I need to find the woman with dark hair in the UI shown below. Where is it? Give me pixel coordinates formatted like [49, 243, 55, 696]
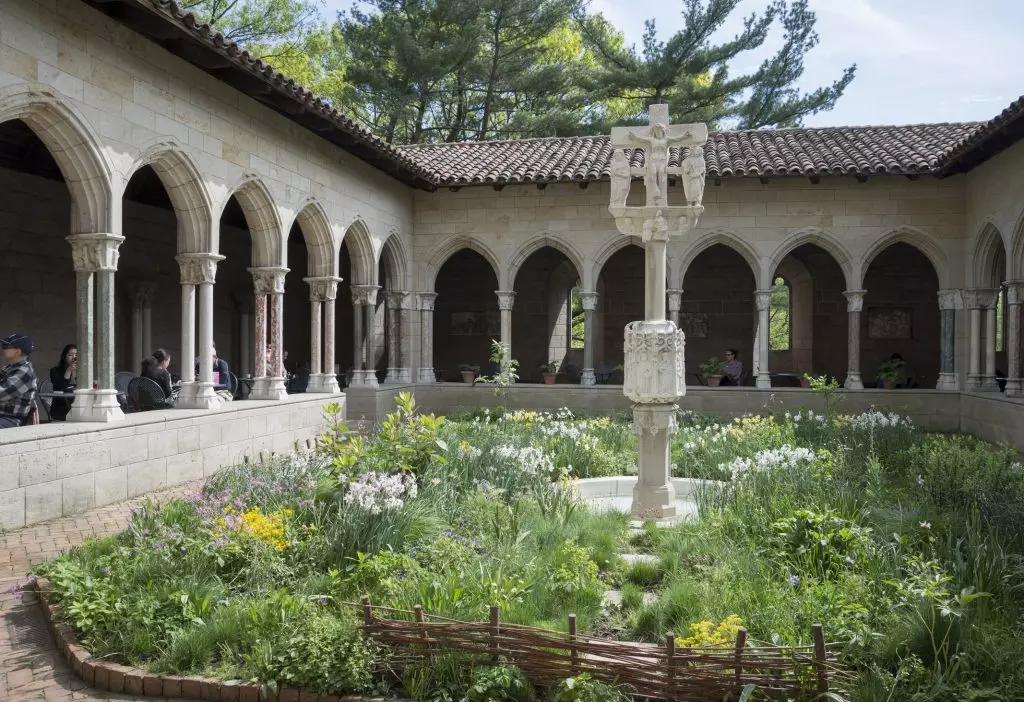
[721, 348, 743, 386]
[48, 344, 77, 421]
[141, 348, 175, 401]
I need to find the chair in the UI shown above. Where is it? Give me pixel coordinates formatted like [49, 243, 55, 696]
[22, 402, 39, 426]
[127, 376, 172, 412]
[229, 371, 240, 399]
[37, 378, 53, 414]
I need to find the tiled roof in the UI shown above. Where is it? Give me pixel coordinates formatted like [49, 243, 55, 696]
[939, 95, 1024, 174]
[398, 123, 982, 186]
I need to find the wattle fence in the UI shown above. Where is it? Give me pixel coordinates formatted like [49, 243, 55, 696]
[352, 597, 849, 701]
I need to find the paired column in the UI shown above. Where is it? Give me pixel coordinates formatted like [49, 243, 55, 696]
[936, 289, 963, 391]
[418, 292, 438, 383]
[754, 289, 772, 388]
[127, 281, 157, 373]
[667, 289, 682, 328]
[248, 266, 289, 401]
[964, 289, 999, 391]
[350, 285, 381, 388]
[384, 291, 414, 384]
[175, 253, 224, 410]
[305, 277, 342, 393]
[67, 233, 125, 422]
[496, 290, 516, 367]
[1006, 282, 1024, 396]
[580, 291, 598, 385]
[843, 290, 866, 389]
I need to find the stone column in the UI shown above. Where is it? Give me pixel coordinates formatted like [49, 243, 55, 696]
[67, 233, 125, 422]
[323, 282, 340, 392]
[1005, 282, 1024, 396]
[384, 291, 413, 384]
[936, 289, 962, 391]
[755, 289, 772, 389]
[396, 293, 413, 383]
[496, 290, 516, 366]
[965, 290, 983, 390]
[580, 291, 598, 385]
[667, 289, 682, 328]
[842, 290, 866, 389]
[128, 282, 157, 371]
[983, 291, 1000, 392]
[352, 289, 364, 378]
[176, 254, 224, 410]
[304, 277, 341, 392]
[418, 292, 437, 383]
[350, 285, 380, 388]
[248, 267, 289, 401]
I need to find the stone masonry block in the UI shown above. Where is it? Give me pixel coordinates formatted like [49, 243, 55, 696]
[19, 449, 57, 486]
[127, 457, 168, 497]
[0, 488, 25, 530]
[24, 481, 62, 524]
[62, 473, 95, 515]
[167, 450, 204, 484]
[56, 442, 109, 479]
[178, 426, 201, 452]
[94, 465, 128, 507]
[147, 430, 179, 459]
[108, 434, 149, 467]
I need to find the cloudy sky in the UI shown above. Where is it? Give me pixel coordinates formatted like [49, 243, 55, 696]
[321, 0, 1024, 127]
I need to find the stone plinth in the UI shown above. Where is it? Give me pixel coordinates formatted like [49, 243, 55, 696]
[631, 404, 678, 518]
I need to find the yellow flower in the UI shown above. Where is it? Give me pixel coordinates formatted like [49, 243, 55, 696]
[215, 506, 293, 551]
[677, 615, 744, 648]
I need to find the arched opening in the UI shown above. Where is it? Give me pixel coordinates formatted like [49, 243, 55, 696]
[681, 244, 757, 385]
[768, 277, 791, 352]
[512, 246, 582, 383]
[596, 243, 645, 378]
[377, 234, 410, 384]
[861, 242, 941, 388]
[283, 222, 310, 386]
[433, 249, 499, 382]
[335, 239, 356, 382]
[213, 194, 259, 382]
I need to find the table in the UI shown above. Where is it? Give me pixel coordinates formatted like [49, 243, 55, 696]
[37, 392, 75, 399]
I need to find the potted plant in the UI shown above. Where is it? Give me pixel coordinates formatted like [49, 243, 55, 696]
[459, 364, 479, 383]
[539, 360, 558, 384]
[876, 359, 903, 389]
[699, 357, 727, 386]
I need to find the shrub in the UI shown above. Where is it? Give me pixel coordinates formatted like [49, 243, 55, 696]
[464, 665, 530, 702]
[550, 673, 628, 702]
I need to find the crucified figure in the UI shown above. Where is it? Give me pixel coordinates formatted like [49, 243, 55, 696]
[629, 123, 690, 207]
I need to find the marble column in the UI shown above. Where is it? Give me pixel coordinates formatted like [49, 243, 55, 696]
[176, 254, 224, 409]
[248, 267, 289, 401]
[418, 292, 437, 383]
[384, 291, 413, 384]
[580, 291, 598, 385]
[128, 282, 157, 371]
[323, 285, 339, 392]
[755, 289, 772, 389]
[350, 285, 380, 388]
[843, 290, 866, 390]
[667, 289, 682, 328]
[1006, 282, 1024, 396]
[496, 290, 516, 366]
[983, 290, 1000, 392]
[304, 277, 341, 392]
[936, 289, 963, 391]
[67, 233, 124, 422]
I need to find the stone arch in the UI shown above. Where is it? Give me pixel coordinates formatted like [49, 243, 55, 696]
[860, 226, 948, 290]
[766, 227, 855, 290]
[342, 218, 376, 286]
[220, 174, 283, 266]
[379, 230, 410, 290]
[676, 229, 762, 288]
[0, 84, 114, 234]
[124, 140, 213, 254]
[972, 221, 1008, 288]
[591, 234, 643, 288]
[289, 198, 336, 277]
[1010, 210, 1024, 282]
[508, 234, 585, 289]
[425, 236, 503, 290]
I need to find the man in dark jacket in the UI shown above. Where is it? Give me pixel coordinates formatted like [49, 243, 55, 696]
[0, 333, 38, 428]
[194, 343, 230, 387]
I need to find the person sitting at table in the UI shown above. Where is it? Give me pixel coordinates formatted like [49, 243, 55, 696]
[48, 343, 77, 421]
[194, 343, 230, 387]
[720, 348, 744, 386]
[0, 333, 38, 429]
[142, 348, 175, 402]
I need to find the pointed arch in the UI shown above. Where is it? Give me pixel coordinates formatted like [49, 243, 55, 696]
[860, 225, 949, 289]
[971, 221, 1007, 288]
[592, 234, 644, 289]
[508, 234, 585, 289]
[379, 230, 410, 290]
[677, 229, 762, 288]
[341, 218, 376, 286]
[0, 84, 114, 234]
[220, 174, 283, 267]
[125, 140, 213, 254]
[289, 198, 336, 277]
[766, 227, 854, 290]
[425, 236, 502, 290]
[1007, 211, 1024, 282]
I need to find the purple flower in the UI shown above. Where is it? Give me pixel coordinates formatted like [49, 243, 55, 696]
[102, 566, 112, 575]
[788, 575, 800, 586]
[318, 596, 329, 605]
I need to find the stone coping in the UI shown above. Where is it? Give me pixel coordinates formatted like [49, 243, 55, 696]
[32, 577, 385, 702]
[572, 476, 723, 499]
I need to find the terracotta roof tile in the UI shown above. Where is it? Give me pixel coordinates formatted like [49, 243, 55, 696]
[398, 124, 980, 186]
[939, 95, 1024, 173]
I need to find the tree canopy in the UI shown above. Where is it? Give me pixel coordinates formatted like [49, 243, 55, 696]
[186, 0, 857, 143]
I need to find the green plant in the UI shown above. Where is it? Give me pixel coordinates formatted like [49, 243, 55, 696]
[550, 673, 628, 702]
[803, 373, 842, 417]
[699, 357, 727, 380]
[459, 364, 480, 373]
[539, 360, 558, 373]
[475, 339, 520, 402]
[876, 359, 904, 384]
[770, 508, 872, 579]
[464, 665, 529, 702]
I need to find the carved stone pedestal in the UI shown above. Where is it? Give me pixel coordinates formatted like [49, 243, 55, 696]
[631, 404, 678, 519]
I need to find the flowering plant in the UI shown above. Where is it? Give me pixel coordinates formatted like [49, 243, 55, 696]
[343, 471, 418, 515]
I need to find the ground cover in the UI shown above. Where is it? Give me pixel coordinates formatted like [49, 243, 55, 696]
[33, 391, 1024, 701]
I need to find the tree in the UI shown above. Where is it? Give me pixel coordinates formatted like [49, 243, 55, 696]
[179, 0, 321, 47]
[577, 0, 856, 131]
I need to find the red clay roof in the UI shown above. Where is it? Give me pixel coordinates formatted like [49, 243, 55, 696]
[939, 95, 1024, 174]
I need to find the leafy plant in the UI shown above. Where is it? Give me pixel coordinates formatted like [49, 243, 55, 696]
[539, 360, 559, 373]
[459, 364, 480, 373]
[550, 673, 628, 702]
[475, 339, 520, 403]
[464, 665, 529, 702]
[698, 357, 727, 380]
[803, 373, 842, 417]
[876, 359, 905, 384]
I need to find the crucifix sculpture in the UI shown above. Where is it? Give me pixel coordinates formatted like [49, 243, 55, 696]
[608, 104, 708, 520]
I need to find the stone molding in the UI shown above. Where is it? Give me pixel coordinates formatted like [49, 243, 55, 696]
[383, 290, 413, 309]
[755, 289, 773, 312]
[580, 291, 599, 311]
[351, 284, 381, 306]
[418, 291, 438, 311]
[495, 290, 516, 311]
[67, 233, 124, 272]
[1004, 281, 1024, 306]
[666, 289, 683, 313]
[963, 288, 1000, 310]
[305, 276, 342, 302]
[177, 253, 224, 286]
[843, 289, 867, 313]
[632, 402, 679, 436]
[248, 266, 289, 295]
[937, 288, 964, 311]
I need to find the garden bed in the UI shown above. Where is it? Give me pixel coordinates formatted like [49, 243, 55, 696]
[33, 392, 1024, 701]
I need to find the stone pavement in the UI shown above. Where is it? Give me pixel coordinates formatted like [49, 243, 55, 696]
[1, 483, 200, 701]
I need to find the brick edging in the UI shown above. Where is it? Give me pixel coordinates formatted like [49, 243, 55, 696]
[32, 577, 387, 702]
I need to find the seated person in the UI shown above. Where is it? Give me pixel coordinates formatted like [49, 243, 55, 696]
[720, 348, 744, 386]
[194, 343, 230, 387]
[0, 333, 38, 428]
[142, 348, 175, 403]
[49, 343, 77, 421]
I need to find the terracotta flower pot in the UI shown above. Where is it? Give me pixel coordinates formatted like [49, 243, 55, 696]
[800, 378, 811, 389]
[882, 379, 895, 390]
[461, 371, 476, 383]
[706, 374, 722, 387]
[542, 372, 556, 385]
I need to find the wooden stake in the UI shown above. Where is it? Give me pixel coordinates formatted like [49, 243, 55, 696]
[811, 624, 828, 693]
[665, 632, 675, 699]
[489, 605, 500, 662]
[414, 604, 427, 646]
[568, 614, 578, 674]
[734, 628, 747, 688]
[361, 595, 373, 627]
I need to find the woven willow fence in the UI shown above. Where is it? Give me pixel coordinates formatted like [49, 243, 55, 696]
[352, 597, 848, 701]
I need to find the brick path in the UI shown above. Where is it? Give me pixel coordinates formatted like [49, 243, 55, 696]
[0, 483, 201, 701]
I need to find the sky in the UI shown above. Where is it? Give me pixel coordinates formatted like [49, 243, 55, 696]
[320, 0, 1024, 127]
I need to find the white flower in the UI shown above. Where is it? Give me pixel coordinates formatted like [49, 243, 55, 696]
[919, 521, 931, 529]
[343, 471, 417, 514]
[722, 444, 817, 481]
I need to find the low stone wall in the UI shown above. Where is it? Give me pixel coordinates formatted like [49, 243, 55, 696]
[0, 395, 336, 530]
[961, 392, 1024, 447]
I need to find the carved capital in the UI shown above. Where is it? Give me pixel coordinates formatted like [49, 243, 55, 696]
[964, 288, 999, 310]
[178, 253, 225, 285]
[351, 284, 381, 306]
[249, 266, 289, 295]
[1003, 282, 1024, 306]
[495, 290, 516, 311]
[305, 276, 341, 302]
[843, 289, 867, 313]
[755, 289, 773, 312]
[126, 280, 158, 309]
[418, 292, 438, 311]
[666, 289, 683, 313]
[384, 290, 413, 309]
[937, 288, 964, 311]
[632, 403, 679, 437]
[580, 291, 599, 312]
[67, 233, 124, 272]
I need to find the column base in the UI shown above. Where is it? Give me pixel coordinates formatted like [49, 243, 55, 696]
[631, 403, 677, 520]
[348, 371, 379, 389]
[580, 369, 596, 386]
[936, 373, 960, 391]
[967, 374, 982, 391]
[418, 368, 436, 384]
[844, 372, 863, 390]
[980, 376, 1001, 392]
[756, 372, 771, 389]
[250, 377, 288, 401]
[1004, 378, 1022, 397]
[177, 382, 224, 409]
[385, 368, 413, 384]
[67, 390, 125, 422]
[306, 374, 341, 394]
[631, 480, 677, 520]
